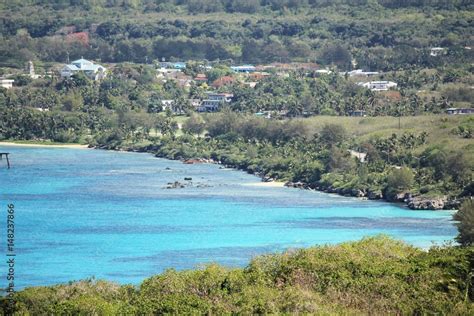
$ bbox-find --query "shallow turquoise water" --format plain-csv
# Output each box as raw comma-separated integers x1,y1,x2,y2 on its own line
0,146,457,289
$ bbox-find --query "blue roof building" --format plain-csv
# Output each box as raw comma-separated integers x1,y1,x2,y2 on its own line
60,58,107,81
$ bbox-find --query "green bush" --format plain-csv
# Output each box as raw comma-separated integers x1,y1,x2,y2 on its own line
3,237,473,315
454,199,474,246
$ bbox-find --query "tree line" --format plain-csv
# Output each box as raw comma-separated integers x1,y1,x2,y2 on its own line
1,1,472,67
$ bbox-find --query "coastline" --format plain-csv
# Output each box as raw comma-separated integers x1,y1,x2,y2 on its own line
90,144,462,211
0,141,90,149
4,140,460,210
243,181,286,188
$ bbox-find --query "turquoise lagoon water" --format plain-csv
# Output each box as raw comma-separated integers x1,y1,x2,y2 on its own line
0,145,457,289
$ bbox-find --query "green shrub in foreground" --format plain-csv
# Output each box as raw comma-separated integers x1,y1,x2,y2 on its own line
3,236,473,315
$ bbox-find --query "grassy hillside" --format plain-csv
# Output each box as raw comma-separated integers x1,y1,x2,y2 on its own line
303,114,474,154
3,236,473,315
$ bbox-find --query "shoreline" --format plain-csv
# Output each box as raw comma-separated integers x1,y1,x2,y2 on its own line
243,181,286,188
0,141,90,149
93,144,461,211
4,141,460,210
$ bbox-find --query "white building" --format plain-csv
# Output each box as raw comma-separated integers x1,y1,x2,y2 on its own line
231,65,256,73
161,100,174,112
345,69,379,77
430,47,446,57
60,58,106,81
197,93,233,112
0,79,14,89
315,69,332,75
358,81,397,91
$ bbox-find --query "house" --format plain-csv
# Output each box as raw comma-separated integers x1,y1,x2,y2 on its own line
197,93,233,112
161,100,174,112
211,76,236,88
189,99,201,110
345,69,379,77
446,108,474,115
160,62,186,69
161,99,191,115
194,74,208,83
231,65,256,73
0,79,14,89
158,70,193,88
60,58,106,80
430,47,446,57
243,82,258,88
157,67,181,78
358,81,397,91
315,69,332,75
248,72,270,81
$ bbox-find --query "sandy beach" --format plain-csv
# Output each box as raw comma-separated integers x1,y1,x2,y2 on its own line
243,181,286,188
0,142,90,149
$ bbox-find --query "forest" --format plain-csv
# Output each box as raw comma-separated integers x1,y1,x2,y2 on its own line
1,0,473,67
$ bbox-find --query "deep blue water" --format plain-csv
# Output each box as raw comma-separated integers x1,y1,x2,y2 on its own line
0,145,457,289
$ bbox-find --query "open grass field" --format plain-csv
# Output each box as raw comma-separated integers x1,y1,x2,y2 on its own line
180,114,474,156
302,114,474,154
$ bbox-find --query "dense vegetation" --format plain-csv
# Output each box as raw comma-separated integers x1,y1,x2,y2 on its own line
2,236,473,314
455,200,474,246
1,0,473,68
1,65,473,205
123,112,473,206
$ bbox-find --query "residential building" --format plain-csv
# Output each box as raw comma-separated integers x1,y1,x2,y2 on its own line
197,93,233,112
358,81,397,91
161,99,191,115
157,70,193,88
231,65,256,73
243,82,258,88
248,72,270,81
60,58,106,80
315,69,332,75
446,108,474,115
211,76,236,88
194,74,208,82
161,100,174,112
157,67,181,77
189,99,201,109
345,69,379,77
159,62,186,69
430,47,446,57
0,79,14,89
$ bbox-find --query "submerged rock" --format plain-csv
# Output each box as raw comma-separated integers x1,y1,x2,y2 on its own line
164,180,212,189
165,181,185,189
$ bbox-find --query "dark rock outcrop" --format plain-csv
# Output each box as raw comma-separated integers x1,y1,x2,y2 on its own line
407,197,447,210
367,189,383,200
